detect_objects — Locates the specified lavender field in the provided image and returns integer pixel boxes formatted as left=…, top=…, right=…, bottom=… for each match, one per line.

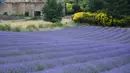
left=0, top=26, right=130, bottom=73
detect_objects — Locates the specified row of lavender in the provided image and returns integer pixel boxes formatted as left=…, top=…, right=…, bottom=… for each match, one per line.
left=0, top=26, right=130, bottom=73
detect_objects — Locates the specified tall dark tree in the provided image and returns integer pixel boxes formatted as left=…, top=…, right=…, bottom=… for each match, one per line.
left=87, top=0, right=105, bottom=12
left=42, top=0, right=63, bottom=22
left=104, top=0, right=130, bottom=18
left=73, top=0, right=82, bottom=12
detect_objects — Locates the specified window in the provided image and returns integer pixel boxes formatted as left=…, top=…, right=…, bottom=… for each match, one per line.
left=34, top=11, right=41, bottom=16
left=25, top=11, right=29, bottom=16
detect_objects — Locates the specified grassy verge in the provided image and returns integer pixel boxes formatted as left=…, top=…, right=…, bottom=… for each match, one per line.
left=0, top=19, right=75, bottom=32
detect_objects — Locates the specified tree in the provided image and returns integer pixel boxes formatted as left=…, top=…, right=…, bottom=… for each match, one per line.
left=78, top=0, right=89, bottom=12
left=42, top=0, right=63, bottom=22
left=65, top=0, right=74, bottom=3
left=66, top=3, right=74, bottom=14
left=65, top=0, right=89, bottom=13
left=87, top=0, right=105, bottom=12
left=104, top=0, right=130, bottom=18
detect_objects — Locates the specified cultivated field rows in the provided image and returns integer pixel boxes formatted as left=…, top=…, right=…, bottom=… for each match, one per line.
left=0, top=26, right=130, bottom=73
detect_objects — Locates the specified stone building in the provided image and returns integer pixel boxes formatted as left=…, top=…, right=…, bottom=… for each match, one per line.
left=0, top=0, right=65, bottom=16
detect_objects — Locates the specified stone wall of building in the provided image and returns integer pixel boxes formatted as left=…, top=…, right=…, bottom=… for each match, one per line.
left=0, top=3, right=12, bottom=15
left=25, top=3, right=44, bottom=16
left=0, top=0, right=65, bottom=17
left=0, top=0, right=45, bottom=16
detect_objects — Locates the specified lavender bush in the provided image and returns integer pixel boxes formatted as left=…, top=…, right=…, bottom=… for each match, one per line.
left=0, top=26, right=130, bottom=73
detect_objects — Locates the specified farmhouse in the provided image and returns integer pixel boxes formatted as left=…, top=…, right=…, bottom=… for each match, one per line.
left=0, top=0, right=65, bottom=16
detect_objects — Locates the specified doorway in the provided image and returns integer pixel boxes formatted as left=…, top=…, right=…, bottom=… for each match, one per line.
left=34, top=11, right=41, bottom=16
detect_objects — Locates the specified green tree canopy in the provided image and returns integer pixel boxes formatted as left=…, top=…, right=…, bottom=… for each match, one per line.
left=104, top=0, right=130, bottom=18
left=42, top=0, right=63, bottom=22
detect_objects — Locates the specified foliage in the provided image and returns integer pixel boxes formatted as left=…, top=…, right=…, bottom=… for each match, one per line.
left=66, top=3, right=74, bottom=14
left=73, top=11, right=130, bottom=27
left=65, top=0, right=105, bottom=13
left=0, top=19, right=74, bottom=32
left=104, top=0, right=130, bottom=18
left=0, top=24, right=6, bottom=30
left=26, top=24, right=39, bottom=31
left=42, top=0, right=63, bottom=23
left=11, top=27, right=25, bottom=32
left=0, top=24, right=11, bottom=31
left=86, top=0, right=130, bottom=18
left=3, top=12, right=8, bottom=15
left=73, top=12, right=97, bottom=23
left=65, top=0, right=74, bottom=3
left=87, top=0, right=105, bottom=12
left=65, top=0, right=90, bottom=14
left=72, top=4, right=82, bottom=13
left=72, top=12, right=86, bottom=22
left=28, top=17, right=41, bottom=20
left=65, top=0, right=88, bottom=14
left=95, top=11, right=111, bottom=26
left=79, top=0, right=89, bottom=12
left=54, top=21, right=64, bottom=27
left=67, top=0, right=130, bottom=27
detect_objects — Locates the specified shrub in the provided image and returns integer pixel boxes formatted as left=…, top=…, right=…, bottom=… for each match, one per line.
left=73, top=12, right=97, bottom=23
left=84, top=12, right=97, bottom=24
left=29, top=17, right=40, bottom=20
left=72, top=11, right=130, bottom=27
left=11, top=27, right=24, bottom=32
left=26, top=25, right=39, bottom=31
left=112, top=16, right=130, bottom=27
left=38, top=24, right=45, bottom=28
left=42, top=0, right=63, bottom=23
left=49, top=21, right=64, bottom=29
left=72, top=12, right=86, bottom=23
left=55, top=21, right=63, bottom=27
left=3, top=12, right=8, bottom=15
left=0, top=24, right=6, bottom=31
left=4, top=24, right=11, bottom=31
left=123, top=16, right=130, bottom=26
left=95, top=11, right=111, bottom=26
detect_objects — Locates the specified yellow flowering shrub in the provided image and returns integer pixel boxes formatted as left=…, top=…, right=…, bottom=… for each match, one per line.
left=95, top=12, right=113, bottom=26
left=124, top=16, right=130, bottom=25
left=113, top=16, right=130, bottom=27
left=72, top=11, right=130, bottom=27
left=86, top=12, right=95, bottom=17
left=84, top=12, right=98, bottom=23
left=72, top=12, right=86, bottom=22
